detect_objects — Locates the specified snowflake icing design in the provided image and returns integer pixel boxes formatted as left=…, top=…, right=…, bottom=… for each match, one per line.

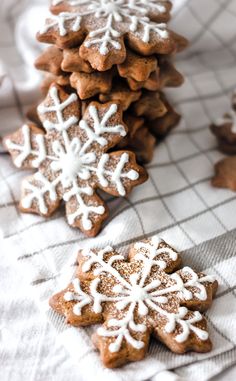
left=40, top=0, right=173, bottom=58
left=4, top=84, right=146, bottom=236
left=50, top=237, right=217, bottom=366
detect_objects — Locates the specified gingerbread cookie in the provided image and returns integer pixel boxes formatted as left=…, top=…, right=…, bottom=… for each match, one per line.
left=117, top=49, right=158, bottom=82
left=70, top=70, right=113, bottom=99
left=217, top=140, right=236, bottom=155
left=210, top=94, right=236, bottom=154
left=99, top=82, right=141, bottom=111
left=117, top=114, right=156, bottom=163
left=50, top=237, right=217, bottom=368
left=127, top=69, right=160, bottom=92
left=148, top=93, right=181, bottom=137
left=26, top=104, right=44, bottom=128
left=35, top=46, right=64, bottom=76
left=159, top=59, right=184, bottom=88
left=132, top=90, right=167, bottom=120
left=171, top=31, right=188, bottom=53
left=4, top=83, right=147, bottom=237
left=119, top=114, right=145, bottom=146
left=40, top=73, right=71, bottom=96
left=62, top=47, right=94, bottom=73
left=38, top=1, right=178, bottom=71
left=126, top=60, right=183, bottom=92
left=123, top=125, right=156, bottom=164
left=212, top=156, right=236, bottom=191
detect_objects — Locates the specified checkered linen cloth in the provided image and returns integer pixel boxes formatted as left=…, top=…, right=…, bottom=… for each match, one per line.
left=1, top=1, right=236, bottom=380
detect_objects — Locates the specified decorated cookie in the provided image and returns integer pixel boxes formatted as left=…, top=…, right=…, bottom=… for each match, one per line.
left=38, top=1, right=178, bottom=71
left=50, top=237, right=218, bottom=368
left=4, top=83, right=147, bottom=237
left=212, top=156, right=236, bottom=191
left=210, top=93, right=236, bottom=154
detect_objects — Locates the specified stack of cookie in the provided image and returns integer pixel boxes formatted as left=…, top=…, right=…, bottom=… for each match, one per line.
left=33, top=0, right=187, bottom=164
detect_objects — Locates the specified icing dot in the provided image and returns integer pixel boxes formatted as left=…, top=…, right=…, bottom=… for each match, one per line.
left=127, top=169, right=139, bottom=181
left=129, top=285, right=147, bottom=302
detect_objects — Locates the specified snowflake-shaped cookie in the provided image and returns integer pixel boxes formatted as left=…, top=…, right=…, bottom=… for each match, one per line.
left=4, top=83, right=147, bottom=237
left=38, top=0, right=176, bottom=71
left=50, top=237, right=218, bottom=368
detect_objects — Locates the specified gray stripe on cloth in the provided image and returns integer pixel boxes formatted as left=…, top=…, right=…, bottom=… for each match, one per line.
left=181, top=229, right=236, bottom=270
left=16, top=196, right=236, bottom=262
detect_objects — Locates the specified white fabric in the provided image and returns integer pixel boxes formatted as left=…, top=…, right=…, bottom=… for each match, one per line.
left=1, top=0, right=236, bottom=380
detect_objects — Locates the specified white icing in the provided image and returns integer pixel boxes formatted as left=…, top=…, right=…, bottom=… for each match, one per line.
left=60, top=240, right=213, bottom=352
left=40, top=12, right=82, bottom=37
left=64, top=180, right=105, bottom=230
left=134, top=236, right=178, bottom=271
left=50, top=134, right=97, bottom=185
left=215, top=110, right=236, bottom=134
left=21, top=172, right=58, bottom=214
left=164, top=307, right=209, bottom=343
left=79, top=103, right=126, bottom=154
left=174, top=267, right=215, bottom=301
left=94, top=152, right=139, bottom=196
left=38, top=86, right=79, bottom=132
left=97, top=301, right=146, bottom=352
left=11, top=86, right=137, bottom=231
left=5, top=124, right=47, bottom=169
left=64, top=278, right=92, bottom=315
left=41, top=1, right=169, bottom=55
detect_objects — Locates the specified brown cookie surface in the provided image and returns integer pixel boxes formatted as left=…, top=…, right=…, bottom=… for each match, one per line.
left=118, top=114, right=156, bottom=164
left=49, top=237, right=218, bottom=368
left=133, top=90, right=167, bottom=120
left=99, top=82, right=141, bottom=111
left=62, top=47, right=94, bottom=73
left=70, top=70, right=113, bottom=99
left=35, top=46, right=64, bottom=76
left=117, top=49, right=158, bottom=82
left=148, top=93, right=181, bottom=137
